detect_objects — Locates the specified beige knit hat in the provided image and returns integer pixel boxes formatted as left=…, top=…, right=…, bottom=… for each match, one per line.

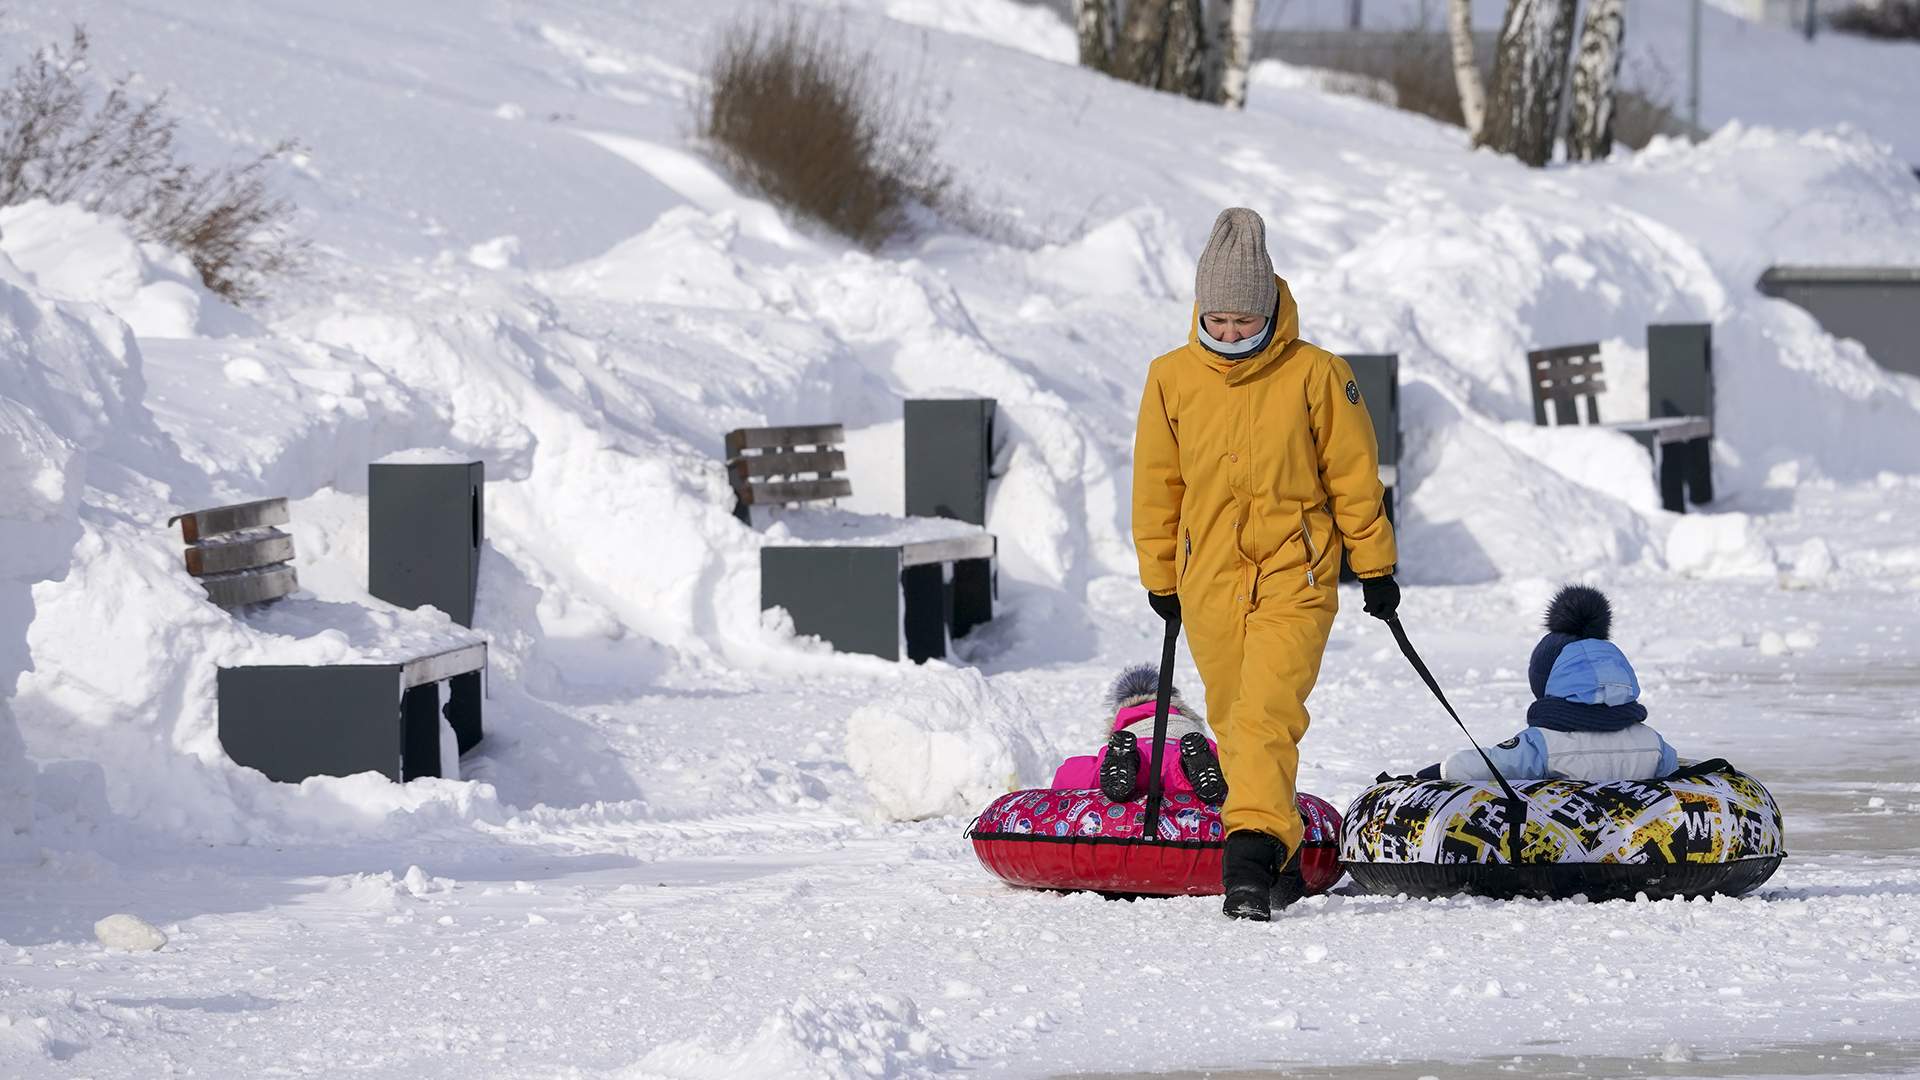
left=1194, top=208, right=1277, bottom=317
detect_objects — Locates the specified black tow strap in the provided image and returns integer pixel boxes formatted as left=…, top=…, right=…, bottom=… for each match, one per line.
left=1140, top=615, right=1182, bottom=841
left=1386, top=616, right=1530, bottom=863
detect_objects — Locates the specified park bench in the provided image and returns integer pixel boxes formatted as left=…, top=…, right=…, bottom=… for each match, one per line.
left=1340, top=353, right=1401, bottom=582
left=727, top=418, right=997, bottom=664
left=1527, top=324, right=1715, bottom=513
left=173, top=494, right=486, bottom=784
left=1758, top=265, right=1920, bottom=379
left=726, top=424, right=852, bottom=523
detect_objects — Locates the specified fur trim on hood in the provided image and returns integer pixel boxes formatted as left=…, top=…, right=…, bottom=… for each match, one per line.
left=1098, top=663, right=1202, bottom=741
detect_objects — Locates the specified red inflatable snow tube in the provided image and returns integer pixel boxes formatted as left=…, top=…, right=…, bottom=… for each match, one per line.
left=967, top=789, right=1343, bottom=897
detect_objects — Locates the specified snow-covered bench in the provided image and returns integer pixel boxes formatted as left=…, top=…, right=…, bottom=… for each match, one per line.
left=727, top=423, right=996, bottom=663
left=1758, top=265, right=1920, bottom=379
left=1527, top=325, right=1715, bottom=513
left=172, top=497, right=486, bottom=783
left=1341, top=353, right=1401, bottom=581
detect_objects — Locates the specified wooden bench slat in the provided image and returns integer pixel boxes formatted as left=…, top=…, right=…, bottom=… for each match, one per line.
left=200, top=565, right=300, bottom=608
left=725, top=425, right=846, bottom=455
left=741, top=478, right=854, bottom=505
left=1528, top=343, right=1601, bottom=365
left=728, top=449, right=847, bottom=479
left=899, top=533, right=996, bottom=567
left=1610, top=416, right=1713, bottom=444
left=185, top=530, right=296, bottom=577
left=400, top=642, right=488, bottom=689
left=170, top=497, right=291, bottom=544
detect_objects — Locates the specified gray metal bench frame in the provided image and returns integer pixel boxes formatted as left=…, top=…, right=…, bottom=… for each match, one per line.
left=1527, top=329, right=1715, bottom=513
left=728, top=422, right=997, bottom=663
left=173, top=496, right=486, bottom=783
left=1339, top=354, right=1401, bottom=582
left=762, top=534, right=997, bottom=663
left=1757, top=265, right=1920, bottom=379
left=217, top=644, right=485, bottom=784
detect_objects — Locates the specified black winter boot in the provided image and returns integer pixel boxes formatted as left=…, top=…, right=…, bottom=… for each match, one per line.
left=1269, top=844, right=1308, bottom=913
left=1222, top=831, right=1284, bottom=921
left=1099, top=730, right=1141, bottom=802
left=1178, top=732, right=1227, bottom=804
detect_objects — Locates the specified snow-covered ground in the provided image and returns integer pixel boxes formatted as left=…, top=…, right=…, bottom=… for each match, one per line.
left=1, top=0, right=1918, bottom=1076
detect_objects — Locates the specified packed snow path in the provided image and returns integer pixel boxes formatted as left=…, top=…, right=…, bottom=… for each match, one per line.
left=3, top=556, right=1915, bottom=1077
left=1, top=0, right=1917, bottom=1075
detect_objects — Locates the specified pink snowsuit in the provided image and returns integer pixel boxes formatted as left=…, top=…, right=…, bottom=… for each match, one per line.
left=1048, top=701, right=1218, bottom=796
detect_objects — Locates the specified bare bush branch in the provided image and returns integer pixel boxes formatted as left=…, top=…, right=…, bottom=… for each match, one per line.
left=694, top=15, right=951, bottom=249
left=0, top=25, right=302, bottom=303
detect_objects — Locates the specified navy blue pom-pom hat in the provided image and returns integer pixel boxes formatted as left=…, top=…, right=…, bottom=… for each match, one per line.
left=1526, top=585, right=1647, bottom=732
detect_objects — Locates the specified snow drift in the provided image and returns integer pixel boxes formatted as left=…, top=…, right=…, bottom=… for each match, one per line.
left=0, top=0, right=1915, bottom=845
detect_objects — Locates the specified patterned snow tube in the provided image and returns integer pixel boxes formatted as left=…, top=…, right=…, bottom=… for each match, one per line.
left=967, top=790, right=1343, bottom=897
left=1340, top=761, right=1785, bottom=901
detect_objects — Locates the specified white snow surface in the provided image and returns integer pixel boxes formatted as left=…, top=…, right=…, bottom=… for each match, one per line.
left=0, top=0, right=1917, bottom=1076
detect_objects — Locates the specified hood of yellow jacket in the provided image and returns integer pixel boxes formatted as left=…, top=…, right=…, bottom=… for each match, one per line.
left=1185, top=275, right=1301, bottom=384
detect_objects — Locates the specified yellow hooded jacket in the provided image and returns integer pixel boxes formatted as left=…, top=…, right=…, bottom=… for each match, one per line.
left=1133, top=277, right=1395, bottom=617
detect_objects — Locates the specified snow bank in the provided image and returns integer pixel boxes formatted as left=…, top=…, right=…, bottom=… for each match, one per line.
left=0, top=0, right=1916, bottom=848
left=0, top=201, right=255, bottom=339
left=631, top=993, right=956, bottom=1080
left=1666, top=512, right=1779, bottom=579
left=846, top=669, right=1049, bottom=821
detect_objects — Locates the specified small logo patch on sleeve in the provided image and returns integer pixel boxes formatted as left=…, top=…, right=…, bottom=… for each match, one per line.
left=1345, top=379, right=1360, bottom=405
left=1497, top=736, right=1521, bottom=750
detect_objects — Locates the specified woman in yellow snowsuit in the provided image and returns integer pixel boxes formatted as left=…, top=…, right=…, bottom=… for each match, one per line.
left=1133, top=207, right=1399, bottom=921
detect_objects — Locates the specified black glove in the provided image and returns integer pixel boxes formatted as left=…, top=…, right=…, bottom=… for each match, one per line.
left=1147, top=590, right=1181, bottom=622
left=1360, top=574, right=1399, bottom=621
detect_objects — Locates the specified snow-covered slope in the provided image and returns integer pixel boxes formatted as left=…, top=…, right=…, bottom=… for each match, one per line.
left=1212, top=0, right=1920, bottom=161
left=0, top=1, right=1918, bottom=1073
left=0, top=0, right=1915, bottom=842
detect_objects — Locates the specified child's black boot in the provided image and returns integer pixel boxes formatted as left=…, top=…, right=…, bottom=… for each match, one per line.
left=1222, top=831, right=1284, bottom=921
left=1178, top=732, right=1227, bottom=804
left=1099, top=730, right=1141, bottom=802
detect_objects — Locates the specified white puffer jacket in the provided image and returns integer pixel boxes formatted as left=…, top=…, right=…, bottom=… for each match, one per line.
left=1441, top=724, right=1679, bottom=783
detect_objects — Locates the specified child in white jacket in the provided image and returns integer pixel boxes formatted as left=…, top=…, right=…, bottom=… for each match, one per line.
left=1420, top=585, right=1678, bottom=783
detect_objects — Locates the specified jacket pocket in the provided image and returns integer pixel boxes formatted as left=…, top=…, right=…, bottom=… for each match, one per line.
left=1181, top=529, right=1192, bottom=582
left=1299, top=508, right=1320, bottom=587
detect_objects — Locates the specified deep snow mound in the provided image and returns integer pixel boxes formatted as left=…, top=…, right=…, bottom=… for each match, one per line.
left=0, top=0, right=1915, bottom=849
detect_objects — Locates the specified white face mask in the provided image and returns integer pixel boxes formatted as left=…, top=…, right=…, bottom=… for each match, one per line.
left=1198, top=316, right=1274, bottom=360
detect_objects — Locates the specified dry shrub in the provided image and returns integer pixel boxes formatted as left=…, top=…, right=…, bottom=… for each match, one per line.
left=1829, top=0, right=1920, bottom=38
left=696, top=15, right=949, bottom=249
left=1608, top=51, right=1693, bottom=151
left=0, top=26, right=301, bottom=302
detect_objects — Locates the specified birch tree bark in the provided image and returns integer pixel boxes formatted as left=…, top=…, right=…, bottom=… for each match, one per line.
left=1115, top=0, right=1172, bottom=87
left=1567, top=0, right=1625, bottom=162
left=1161, top=0, right=1209, bottom=100
left=1074, top=0, right=1116, bottom=74
left=1447, top=0, right=1485, bottom=138
left=1213, top=0, right=1258, bottom=108
left=1475, top=0, right=1577, bottom=167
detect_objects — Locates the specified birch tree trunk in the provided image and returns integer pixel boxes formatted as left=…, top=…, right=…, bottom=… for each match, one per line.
left=1161, top=0, right=1209, bottom=100
left=1475, top=0, right=1578, bottom=167
left=1567, top=0, right=1625, bottom=162
left=1213, top=0, right=1258, bottom=108
left=1075, top=0, right=1116, bottom=74
left=1447, top=0, right=1485, bottom=138
left=1115, top=0, right=1172, bottom=87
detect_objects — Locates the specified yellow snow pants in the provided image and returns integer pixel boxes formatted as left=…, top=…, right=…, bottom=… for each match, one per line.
left=1184, top=550, right=1339, bottom=855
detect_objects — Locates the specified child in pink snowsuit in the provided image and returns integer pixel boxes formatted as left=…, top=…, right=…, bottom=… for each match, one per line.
left=1049, top=664, right=1227, bottom=803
